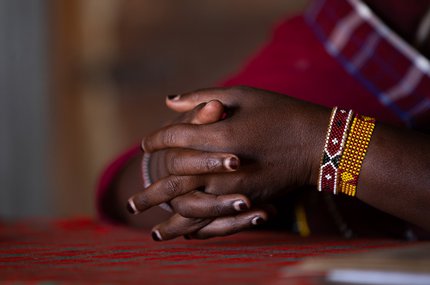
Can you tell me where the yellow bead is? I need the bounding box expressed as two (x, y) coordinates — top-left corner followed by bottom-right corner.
(337, 116), (375, 197)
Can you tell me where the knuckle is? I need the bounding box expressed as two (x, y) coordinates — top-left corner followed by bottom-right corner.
(163, 130), (176, 146)
(212, 203), (224, 217)
(201, 155), (222, 172)
(168, 155), (184, 175)
(134, 195), (151, 211)
(164, 149), (174, 162)
(172, 202), (185, 215)
(165, 176), (182, 198)
(161, 226), (176, 239)
(232, 214), (254, 232)
(224, 219), (241, 236)
(213, 195), (226, 216)
(173, 201), (189, 217)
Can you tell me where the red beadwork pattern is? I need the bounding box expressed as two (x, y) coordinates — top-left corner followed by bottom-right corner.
(318, 108), (353, 194)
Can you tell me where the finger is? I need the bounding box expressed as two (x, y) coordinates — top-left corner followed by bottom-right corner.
(190, 100), (225, 124)
(142, 123), (211, 153)
(170, 191), (250, 218)
(127, 175), (203, 214)
(164, 149), (239, 175)
(187, 209), (269, 240)
(151, 213), (212, 241)
(173, 100), (223, 125)
(166, 87), (237, 112)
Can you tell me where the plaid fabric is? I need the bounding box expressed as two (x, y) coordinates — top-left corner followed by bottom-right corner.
(306, 0), (430, 129)
(0, 218), (410, 285)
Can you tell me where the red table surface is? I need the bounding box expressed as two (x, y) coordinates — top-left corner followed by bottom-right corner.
(0, 218), (410, 285)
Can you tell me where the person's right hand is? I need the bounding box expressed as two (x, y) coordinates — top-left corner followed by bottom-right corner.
(129, 86), (331, 240)
(136, 86), (330, 208)
(134, 99), (273, 240)
(146, 100), (254, 217)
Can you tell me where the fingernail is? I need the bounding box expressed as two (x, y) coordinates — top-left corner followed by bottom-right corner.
(127, 198), (139, 215)
(152, 230), (162, 241)
(233, 200), (248, 212)
(167, 94), (180, 101)
(251, 216), (265, 226)
(224, 156), (239, 171)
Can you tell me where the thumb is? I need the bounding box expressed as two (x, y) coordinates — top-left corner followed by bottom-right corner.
(165, 88), (234, 112)
(191, 100), (225, 124)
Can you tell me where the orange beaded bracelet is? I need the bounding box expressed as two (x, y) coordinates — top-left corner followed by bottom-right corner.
(338, 114), (376, 196)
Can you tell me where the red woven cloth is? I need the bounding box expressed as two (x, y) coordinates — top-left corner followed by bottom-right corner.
(0, 218), (410, 285)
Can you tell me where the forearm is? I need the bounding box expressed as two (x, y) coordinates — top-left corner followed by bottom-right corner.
(355, 124), (430, 231)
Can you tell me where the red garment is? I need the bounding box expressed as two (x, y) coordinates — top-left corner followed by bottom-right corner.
(224, 0), (430, 128)
(97, 0), (430, 235)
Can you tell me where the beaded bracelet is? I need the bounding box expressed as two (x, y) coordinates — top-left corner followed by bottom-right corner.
(318, 107), (354, 194)
(338, 114), (376, 197)
(142, 152), (153, 189)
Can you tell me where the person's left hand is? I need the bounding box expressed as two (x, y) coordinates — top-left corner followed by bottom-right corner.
(128, 86), (330, 240)
(129, 98), (273, 241)
(138, 86), (329, 204)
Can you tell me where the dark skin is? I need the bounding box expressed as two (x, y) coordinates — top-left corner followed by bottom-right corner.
(137, 88), (328, 208)
(111, 99), (270, 236)
(109, 0), (430, 240)
(127, 86), (430, 240)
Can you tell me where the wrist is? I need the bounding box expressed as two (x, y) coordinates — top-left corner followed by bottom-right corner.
(306, 106), (332, 187)
(311, 108), (376, 196)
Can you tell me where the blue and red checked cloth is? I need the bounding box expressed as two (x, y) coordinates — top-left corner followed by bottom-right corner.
(306, 0), (430, 129)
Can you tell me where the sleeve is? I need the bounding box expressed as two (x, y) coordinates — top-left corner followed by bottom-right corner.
(95, 144), (141, 223)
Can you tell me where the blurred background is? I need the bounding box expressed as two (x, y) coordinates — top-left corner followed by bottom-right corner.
(0, 0), (307, 218)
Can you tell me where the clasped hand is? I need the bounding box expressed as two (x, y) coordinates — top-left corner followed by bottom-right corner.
(128, 86), (329, 240)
